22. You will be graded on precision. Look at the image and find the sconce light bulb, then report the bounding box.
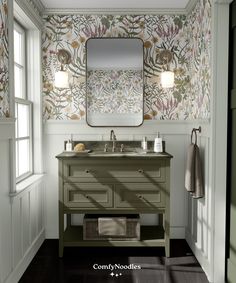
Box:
[55,70,69,88]
[161,71,174,88]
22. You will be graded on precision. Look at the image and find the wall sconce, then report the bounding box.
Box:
[159,50,174,88]
[54,49,71,89]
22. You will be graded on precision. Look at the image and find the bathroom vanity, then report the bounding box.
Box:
[56,142,172,257]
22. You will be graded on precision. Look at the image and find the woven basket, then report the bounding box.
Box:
[83,214,140,241]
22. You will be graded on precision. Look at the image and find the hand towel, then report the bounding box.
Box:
[185,143,196,192]
[191,145,204,198]
[98,217,127,236]
[185,143,204,198]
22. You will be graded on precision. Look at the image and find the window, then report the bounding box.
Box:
[14,21,33,182]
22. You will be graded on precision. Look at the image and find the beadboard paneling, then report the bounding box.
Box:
[0,139,13,283]
[185,133,212,280]
[0,123,45,283]
[9,179,45,283]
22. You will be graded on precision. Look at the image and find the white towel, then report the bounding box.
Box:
[98,217,127,236]
[185,143,204,198]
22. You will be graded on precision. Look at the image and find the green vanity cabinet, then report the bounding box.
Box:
[56,152,172,257]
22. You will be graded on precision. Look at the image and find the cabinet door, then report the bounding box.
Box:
[64,183,113,208]
[115,183,166,209]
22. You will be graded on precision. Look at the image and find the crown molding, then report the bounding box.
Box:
[15,0,44,29]
[30,0,45,14]
[43,7,186,15]
[37,0,233,16]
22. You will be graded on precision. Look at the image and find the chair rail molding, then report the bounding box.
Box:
[0,119,15,140]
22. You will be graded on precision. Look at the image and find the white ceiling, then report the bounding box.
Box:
[40,0,190,10]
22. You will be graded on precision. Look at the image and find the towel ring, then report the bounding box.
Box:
[191,126,201,144]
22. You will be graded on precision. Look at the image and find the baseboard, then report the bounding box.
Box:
[5,229,45,283]
[185,229,212,282]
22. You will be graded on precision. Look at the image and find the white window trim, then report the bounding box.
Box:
[14,20,34,183]
[10,1,43,193]
[15,98,33,183]
[14,20,27,100]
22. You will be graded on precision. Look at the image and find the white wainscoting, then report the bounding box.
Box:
[0,121,45,283]
[185,131,213,281]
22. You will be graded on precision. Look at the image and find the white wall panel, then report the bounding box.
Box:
[22,193,30,255]
[0,139,13,283]
[12,198,22,268]
[186,133,212,280]
[0,121,45,283]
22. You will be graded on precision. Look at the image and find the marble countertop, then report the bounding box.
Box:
[56,140,173,159]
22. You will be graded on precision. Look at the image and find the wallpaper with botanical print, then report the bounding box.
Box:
[0,0,9,118]
[42,0,211,120]
[186,0,211,119]
[87,69,143,114]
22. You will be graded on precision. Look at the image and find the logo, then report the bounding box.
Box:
[93,263,142,277]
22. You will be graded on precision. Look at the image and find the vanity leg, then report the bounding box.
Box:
[164,211,170,258]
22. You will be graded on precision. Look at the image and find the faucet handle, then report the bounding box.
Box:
[120,144,124,152]
[104,143,108,152]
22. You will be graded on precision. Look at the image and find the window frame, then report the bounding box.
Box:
[14,20,33,183]
[14,20,27,100]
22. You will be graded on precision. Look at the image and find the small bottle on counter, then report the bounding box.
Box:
[154,132,163,153]
[142,136,148,150]
[66,139,72,151]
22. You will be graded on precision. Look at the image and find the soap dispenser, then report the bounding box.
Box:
[66,139,72,151]
[142,137,147,150]
[66,135,73,151]
[154,132,163,153]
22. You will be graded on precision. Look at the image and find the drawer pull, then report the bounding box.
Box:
[138,195,143,199]
[85,195,90,199]
[85,169,90,173]
[138,169,144,174]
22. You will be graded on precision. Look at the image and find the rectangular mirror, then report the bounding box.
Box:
[86,38,144,127]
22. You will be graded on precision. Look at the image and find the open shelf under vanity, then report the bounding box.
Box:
[63,225,165,247]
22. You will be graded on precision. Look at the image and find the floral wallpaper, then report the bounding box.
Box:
[42,0,211,120]
[87,69,143,114]
[0,0,9,118]
[187,0,211,119]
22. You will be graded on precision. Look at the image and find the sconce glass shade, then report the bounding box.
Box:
[161,71,174,88]
[54,70,69,88]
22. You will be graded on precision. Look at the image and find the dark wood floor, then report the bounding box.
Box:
[19,239,209,283]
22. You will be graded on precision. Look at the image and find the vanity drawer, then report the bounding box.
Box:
[115,183,166,209]
[64,183,113,208]
[64,160,165,182]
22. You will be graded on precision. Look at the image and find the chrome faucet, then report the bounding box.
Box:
[110,130,117,152]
